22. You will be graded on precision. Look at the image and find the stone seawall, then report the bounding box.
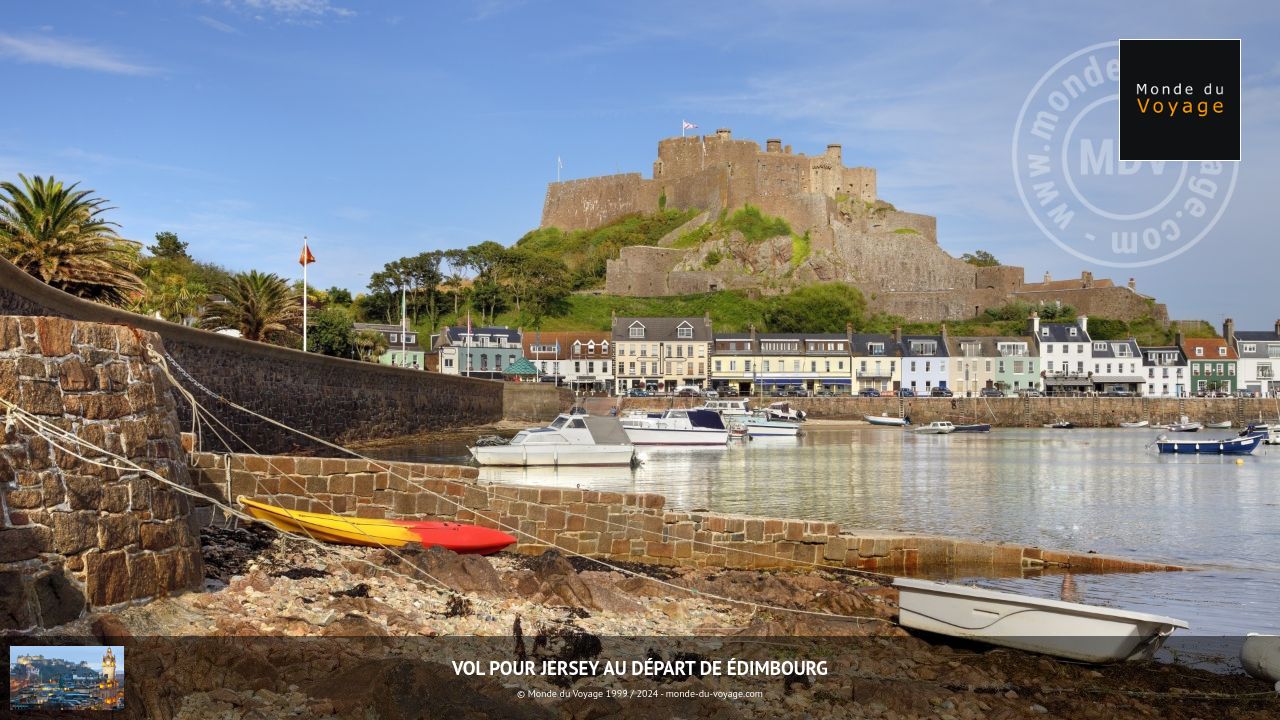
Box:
[1,317,204,632]
[191,451,1179,577]
[0,258,565,454]
[621,396,1277,427]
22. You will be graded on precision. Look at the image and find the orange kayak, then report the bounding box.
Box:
[238,496,517,554]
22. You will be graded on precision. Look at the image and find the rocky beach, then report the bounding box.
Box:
[21,524,1276,720]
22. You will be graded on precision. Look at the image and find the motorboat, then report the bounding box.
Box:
[1043,420,1074,429]
[620,408,729,445]
[1205,420,1232,429]
[912,421,955,434]
[1154,430,1264,455]
[865,414,910,427]
[893,578,1188,663]
[741,409,802,437]
[238,497,517,553]
[951,423,992,433]
[698,398,752,417]
[766,401,806,422]
[1119,420,1149,428]
[1163,415,1202,432]
[1240,423,1280,445]
[470,413,635,466]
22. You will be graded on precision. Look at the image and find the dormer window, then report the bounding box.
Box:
[1195,347,1204,356]
[1218,347,1226,356]
[1093,342,1107,352]
[867,342,884,355]
[1041,328,1049,336]
[629,322,646,338]
[1069,328,1078,336]
[602,341,609,352]
[677,321,693,339]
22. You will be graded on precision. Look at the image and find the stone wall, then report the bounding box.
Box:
[191,451,1178,577]
[0,258,531,454]
[503,383,575,423]
[1,317,204,632]
[620,395,1275,427]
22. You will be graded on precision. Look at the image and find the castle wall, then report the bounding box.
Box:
[541,173,658,231]
[1010,286,1168,323]
[605,247,687,295]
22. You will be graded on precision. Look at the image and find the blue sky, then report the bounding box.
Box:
[2,1,1277,326]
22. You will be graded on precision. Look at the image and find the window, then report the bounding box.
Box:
[860,360,867,372]
[961,342,982,356]
[480,354,489,371]
[744,360,752,372]
[1218,347,1226,356]
[677,322,693,339]
[1094,342,1108,352]
[1114,344,1133,357]
[1041,328,1049,336]
[985,360,992,372]
[1195,347,1204,357]
[444,358,453,368]
[629,362,635,374]
[629,323,645,338]
[390,333,398,343]
[714,360,721,372]
[1260,364,1274,379]
[1069,328,1077,336]
[1192,363,1200,374]
[574,361,581,373]
[868,342,885,355]
[911,361,917,372]
[1013,360,1024,374]
[1078,344,1085,353]
[1270,345,1280,358]
[998,360,1006,373]
[1047,361,1054,371]
[1229,365,1236,376]
[763,360,771,372]
[730,360,737,371]
[406,334,415,344]
[910,341,937,355]
[1046,344,1053,353]
[1242,343,1257,354]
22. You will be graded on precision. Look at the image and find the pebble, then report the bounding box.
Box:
[1030,703,1048,714]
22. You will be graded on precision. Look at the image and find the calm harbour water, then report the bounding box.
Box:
[369,427,1280,638]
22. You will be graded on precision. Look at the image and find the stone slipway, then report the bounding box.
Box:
[191,451,1183,578]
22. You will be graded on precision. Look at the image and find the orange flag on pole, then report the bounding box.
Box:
[299,242,316,266]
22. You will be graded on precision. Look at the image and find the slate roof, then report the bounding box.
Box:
[900,335,949,357]
[522,331,611,360]
[352,323,423,351]
[850,334,898,356]
[1034,322,1091,343]
[612,316,713,342]
[1141,345,1188,365]
[945,336,1035,358]
[1089,338,1141,359]
[1234,330,1280,359]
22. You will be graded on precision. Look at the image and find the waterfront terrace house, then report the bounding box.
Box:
[522,331,613,393]
[1030,313,1093,395]
[1181,335,1237,395]
[851,333,901,393]
[710,326,854,396]
[1088,338,1144,395]
[351,322,425,368]
[611,313,713,393]
[898,329,950,394]
[1224,318,1280,397]
[431,325,524,381]
[1142,334,1190,397]
[946,335,1040,396]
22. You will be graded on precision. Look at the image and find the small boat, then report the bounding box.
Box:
[621,408,729,445]
[1163,415,1203,432]
[1205,420,1232,429]
[865,414,909,427]
[1154,431,1264,455]
[239,497,517,554]
[913,421,955,434]
[1241,423,1280,445]
[766,401,806,422]
[741,409,802,437]
[1043,420,1074,429]
[1119,420,1149,429]
[697,398,751,417]
[470,412,634,466]
[952,423,992,433]
[1241,634,1280,684]
[893,578,1188,663]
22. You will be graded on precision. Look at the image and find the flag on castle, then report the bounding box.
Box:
[299,242,315,266]
[682,120,698,130]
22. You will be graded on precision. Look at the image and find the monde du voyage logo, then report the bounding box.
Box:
[1013,40,1240,268]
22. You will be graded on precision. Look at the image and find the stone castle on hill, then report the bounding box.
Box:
[540,129,1167,323]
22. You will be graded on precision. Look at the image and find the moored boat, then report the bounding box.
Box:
[621,408,729,445]
[865,414,910,427]
[1205,420,1232,429]
[1043,420,1074,429]
[1163,415,1203,432]
[697,398,752,417]
[1154,431,1264,455]
[1119,420,1149,428]
[893,578,1188,663]
[952,423,992,433]
[470,412,634,466]
[912,421,955,434]
[1240,423,1280,445]
[239,497,517,553]
[741,409,801,437]
[766,401,806,422]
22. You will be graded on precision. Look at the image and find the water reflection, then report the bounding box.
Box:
[368,427,1280,635]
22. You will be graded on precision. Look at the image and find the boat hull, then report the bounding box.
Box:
[622,427,728,445]
[952,424,991,433]
[470,444,635,466]
[1155,434,1262,454]
[893,578,1187,663]
[1119,421,1149,428]
[239,497,517,553]
[865,415,909,427]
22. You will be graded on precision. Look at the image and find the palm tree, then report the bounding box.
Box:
[0,174,144,305]
[353,329,389,362]
[200,270,301,342]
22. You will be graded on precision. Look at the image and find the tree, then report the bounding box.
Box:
[461,240,507,281]
[148,231,190,261]
[764,283,867,333]
[400,250,444,329]
[199,270,301,343]
[470,278,505,324]
[353,329,389,362]
[961,250,1000,267]
[139,273,205,323]
[325,286,353,305]
[308,305,357,357]
[0,174,144,305]
[504,249,570,323]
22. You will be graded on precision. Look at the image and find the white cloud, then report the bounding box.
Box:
[0,33,158,76]
[223,0,355,22]
[196,15,241,34]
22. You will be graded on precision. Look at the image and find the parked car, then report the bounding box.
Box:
[784,388,807,397]
[929,387,954,397]
[894,388,915,398]
[674,386,702,397]
[1017,389,1044,397]
[859,388,881,397]
[627,388,650,397]
[720,387,739,397]
[1101,389,1133,397]
[814,389,833,397]
[979,388,1004,398]
[704,390,720,399]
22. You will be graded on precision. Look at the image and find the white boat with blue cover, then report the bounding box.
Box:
[621,408,729,445]
[893,578,1188,663]
[470,413,634,466]
[742,409,802,437]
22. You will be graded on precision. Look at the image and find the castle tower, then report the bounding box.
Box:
[101,648,116,687]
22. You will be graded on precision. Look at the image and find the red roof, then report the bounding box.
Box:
[1180,337,1238,360]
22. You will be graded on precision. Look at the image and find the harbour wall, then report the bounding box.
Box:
[0,259,567,455]
[618,396,1279,427]
[190,451,1181,578]
[0,318,204,632]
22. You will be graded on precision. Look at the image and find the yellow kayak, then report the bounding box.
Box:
[237,496,516,554]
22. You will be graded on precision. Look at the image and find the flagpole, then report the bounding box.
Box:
[301,236,308,353]
[400,283,407,367]
[556,156,561,183]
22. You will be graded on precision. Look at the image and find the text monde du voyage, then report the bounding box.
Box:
[1134,82,1228,118]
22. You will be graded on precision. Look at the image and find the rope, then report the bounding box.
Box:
[150,345,892,624]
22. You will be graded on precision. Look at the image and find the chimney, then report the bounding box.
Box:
[1275,319,1280,337]
[1028,311,1040,337]
[1043,271,1052,283]
[1077,315,1088,335]
[766,138,782,153]
[1175,330,1185,348]
[893,326,902,344]
[715,128,732,141]
[940,322,948,341]
[1081,271,1093,287]
[749,323,758,344]
[1128,277,1137,290]
[846,321,854,345]
[784,144,792,154]
[1223,318,1235,345]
